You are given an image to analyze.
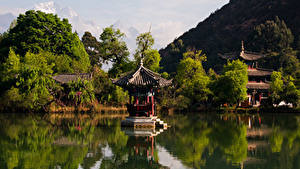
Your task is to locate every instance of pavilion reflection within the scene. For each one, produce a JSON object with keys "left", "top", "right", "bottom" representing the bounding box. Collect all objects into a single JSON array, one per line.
[{"left": 120, "top": 127, "right": 170, "bottom": 169}]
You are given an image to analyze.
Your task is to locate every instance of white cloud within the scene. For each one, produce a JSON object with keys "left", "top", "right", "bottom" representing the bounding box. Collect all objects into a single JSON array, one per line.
[
  {"left": 0, "top": 0, "right": 229, "bottom": 51},
  {"left": 33, "top": 1, "right": 101, "bottom": 37},
  {"left": 0, "top": 7, "right": 25, "bottom": 16}
]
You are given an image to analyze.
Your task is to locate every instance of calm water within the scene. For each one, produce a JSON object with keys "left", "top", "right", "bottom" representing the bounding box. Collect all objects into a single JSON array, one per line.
[{"left": 0, "top": 113, "right": 300, "bottom": 169}]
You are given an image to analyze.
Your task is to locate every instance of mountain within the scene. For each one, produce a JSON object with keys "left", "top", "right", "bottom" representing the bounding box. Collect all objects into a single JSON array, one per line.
[{"left": 159, "top": 0, "right": 300, "bottom": 74}]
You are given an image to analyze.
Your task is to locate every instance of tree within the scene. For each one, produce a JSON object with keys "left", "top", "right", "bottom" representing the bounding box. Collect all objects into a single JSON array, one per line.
[
  {"left": 248, "top": 16, "right": 294, "bottom": 53},
  {"left": 92, "top": 65, "right": 114, "bottom": 103},
  {"left": 67, "top": 78, "right": 95, "bottom": 111},
  {"left": 278, "top": 48, "right": 300, "bottom": 78},
  {"left": 98, "top": 26, "right": 132, "bottom": 77},
  {"left": 99, "top": 26, "right": 129, "bottom": 65},
  {"left": 81, "top": 31, "right": 101, "bottom": 66},
  {"left": 270, "top": 71, "right": 284, "bottom": 105},
  {"left": 210, "top": 60, "right": 248, "bottom": 106},
  {"left": 0, "top": 50, "right": 58, "bottom": 111},
  {"left": 134, "top": 32, "right": 161, "bottom": 72},
  {"left": 281, "top": 77, "right": 300, "bottom": 107},
  {"left": 0, "top": 10, "right": 90, "bottom": 73},
  {"left": 271, "top": 72, "right": 300, "bottom": 107},
  {"left": 175, "top": 50, "right": 211, "bottom": 106}
]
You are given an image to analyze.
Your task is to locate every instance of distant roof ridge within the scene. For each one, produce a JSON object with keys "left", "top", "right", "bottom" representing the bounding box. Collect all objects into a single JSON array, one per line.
[
  {"left": 54, "top": 73, "right": 91, "bottom": 75},
  {"left": 52, "top": 73, "right": 92, "bottom": 84},
  {"left": 256, "top": 67, "right": 273, "bottom": 71},
  {"left": 244, "top": 50, "right": 265, "bottom": 56}
]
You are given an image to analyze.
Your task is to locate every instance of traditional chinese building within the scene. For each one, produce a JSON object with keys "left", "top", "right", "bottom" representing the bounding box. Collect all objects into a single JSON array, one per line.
[
  {"left": 219, "top": 42, "right": 273, "bottom": 107},
  {"left": 52, "top": 73, "right": 92, "bottom": 84},
  {"left": 112, "top": 61, "right": 172, "bottom": 127}
]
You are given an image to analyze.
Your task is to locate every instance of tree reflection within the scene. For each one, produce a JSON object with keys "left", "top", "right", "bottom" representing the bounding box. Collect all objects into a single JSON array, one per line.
[
  {"left": 157, "top": 114, "right": 248, "bottom": 169},
  {"left": 2, "top": 113, "right": 300, "bottom": 169}
]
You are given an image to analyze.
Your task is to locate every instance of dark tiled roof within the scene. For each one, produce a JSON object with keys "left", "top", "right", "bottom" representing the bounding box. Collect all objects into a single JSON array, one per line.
[
  {"left": 112, "top": 65, "right": 172, "bottom": 88},
  {"left": 247, "top": 82, "right": 270, "bottom": 90},
  {"left": 52, "top": 73, "right": 92, "bottom": 84},
  {"left": 240, "top": 51, "right": 265, "bottom": 61},
  {"left": 218, "top": 53, "right": 238, "bottom": 60},
  {"left": 248, "top": 68, "right": 273, "bottom": 76},
  {"left": 219, "top": 51, "right": 265, "bottom": 61}
]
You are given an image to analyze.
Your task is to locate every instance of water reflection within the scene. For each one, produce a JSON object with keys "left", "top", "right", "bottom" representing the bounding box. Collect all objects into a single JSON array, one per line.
[{"left": 1, "top": 113, "right": 300, "bottom": 169}]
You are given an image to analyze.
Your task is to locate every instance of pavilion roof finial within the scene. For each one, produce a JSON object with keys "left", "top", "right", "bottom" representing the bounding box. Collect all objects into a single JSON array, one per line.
[
  {"left": 241, "top": 40, "right": 245, "bottom": 52},
  {"left": 140, "top": 58, "right": 143, "bottom": 66}
]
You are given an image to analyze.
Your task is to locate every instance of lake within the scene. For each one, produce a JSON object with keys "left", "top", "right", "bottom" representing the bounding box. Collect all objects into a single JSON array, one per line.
[{"left": 0, "top": 113, "right": 300, "bottom": 169}]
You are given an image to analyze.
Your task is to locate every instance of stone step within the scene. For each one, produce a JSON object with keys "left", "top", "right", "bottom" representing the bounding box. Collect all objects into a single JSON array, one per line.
[{"left": 154, "top": 118, "right": 161, "bottom": 122}]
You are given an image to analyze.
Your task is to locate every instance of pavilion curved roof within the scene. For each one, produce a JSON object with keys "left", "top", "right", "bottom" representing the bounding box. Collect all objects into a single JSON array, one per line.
[
  {"left": 112, "top": 65, "right": 172, "bottom": 88},
  {"left": 247, "top": 82, "right": 270, "bottom": 90},
  {"left": 248, "top": 68, "right": 273, "bottom": 76},
  {"left": 240, "top": 51, "right": 265, "bottom": 61}
]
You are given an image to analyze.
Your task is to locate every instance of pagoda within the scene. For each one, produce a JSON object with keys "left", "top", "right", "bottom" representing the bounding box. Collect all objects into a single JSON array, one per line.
[
  {"left": 219, "top": 41, "right": 273, "bottom": 107},
  {"left": 112, "top": 61, "right": 172, "bottom": 127}
]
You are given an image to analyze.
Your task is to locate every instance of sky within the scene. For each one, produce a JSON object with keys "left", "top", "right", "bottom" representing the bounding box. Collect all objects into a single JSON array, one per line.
[{"left": 0, "top": 0, "right": 229, "bottom": 50}]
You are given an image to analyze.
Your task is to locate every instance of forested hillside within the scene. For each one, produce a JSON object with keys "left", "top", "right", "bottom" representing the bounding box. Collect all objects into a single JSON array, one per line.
[{"left": 160, "top": 0, "right": 300, "bottom": 74}]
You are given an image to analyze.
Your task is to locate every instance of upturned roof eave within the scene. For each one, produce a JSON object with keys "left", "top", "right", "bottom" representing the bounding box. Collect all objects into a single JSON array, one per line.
[{"left": 112, "top": 65, "right": 172, "bottom": 88}]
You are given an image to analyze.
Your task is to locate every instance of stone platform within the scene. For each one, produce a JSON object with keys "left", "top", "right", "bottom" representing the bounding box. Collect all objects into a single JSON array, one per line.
[
  {"left": 121, "top": 116, "right": 167, "bottom": 128},
  {"left": 122, "top": 127, "right": 166, "bottom": 137}
]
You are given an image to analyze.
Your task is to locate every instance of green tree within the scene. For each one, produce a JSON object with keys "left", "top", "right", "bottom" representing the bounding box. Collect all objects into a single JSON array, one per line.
[
  {"left": 92, "top": 66, "right": 112, "bottom": 101},
  {"left": 249, "top": 16, "right": 294, "bottom": 53},
  {"left": 81, "top": 31, "right": 101, "bottom": 66},
  {"left": 134, "top": 32, "right": 161, "bottom": 72},
  {"left": 175, "top": 50, "right": 211, "bottom": 106},
  {"left": 281, "top": 76, "right": 300, "bottom": 107},
  {"left": 270, "top": 71, "right": 284, "bottom": 105},
  {"left": 99, "top": 26, "right": 129, "bottom": 64},
  {"left": 0, "top": 10, "right": 90, "bottom": 72},
  {"left": 98, "top": 26, "right": 132, "bottom": 77},
  {"left": 0, "top": 50, "right": 58, "bottom": 111},
  {"left": 210, "top": 60, "right": 248, "bottom": 106},
  {"left": 67, "top": 78, "right": 95, "bottom": 110}
]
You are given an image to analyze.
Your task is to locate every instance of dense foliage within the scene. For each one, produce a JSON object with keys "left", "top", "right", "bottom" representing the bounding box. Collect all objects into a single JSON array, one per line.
[
  {"left": 81, "top": 31, "right": 102, "bottom": 66},
  {"left": 210, "top": 60, "right": 248, "bottom": 106},
  {"left": 248, "top": 16, "right": 294, "bottom": 53},
  {"left": 0, "top": 10, "right": 90, "bottom": 73},
  {"left": 0, "top": 50, "right": 58, "bottom": 111},
  {"left": 67, "top": 78, "right": 95, "bottom": 110},
  {"left": 270, "top": 71, "right": 300, "bottom": 106},
  {"left": 175, "top": 50, "right": 211, "bottom": 108},
  {"left": 134, "top": 32, "right": 161, "bottom": 72}
]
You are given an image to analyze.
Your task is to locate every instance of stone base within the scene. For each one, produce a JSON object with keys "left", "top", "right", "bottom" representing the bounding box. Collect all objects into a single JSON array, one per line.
[
  {"left": 121, "top": 127, "right": 166, "bottom": 137},
  {"left": 121, "top": 116, "right": 156, "bottom": 128}
]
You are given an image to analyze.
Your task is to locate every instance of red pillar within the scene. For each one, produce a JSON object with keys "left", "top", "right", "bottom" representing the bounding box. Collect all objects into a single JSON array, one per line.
[
  {"left": 151, "top": 96, "right": 154, "bottom": 116},
  {"left": 151, "top": 136, "right": 154, "bottom": 157},
  {"left": 259, "top": 93, "right": 262, "bottom": 104}
]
